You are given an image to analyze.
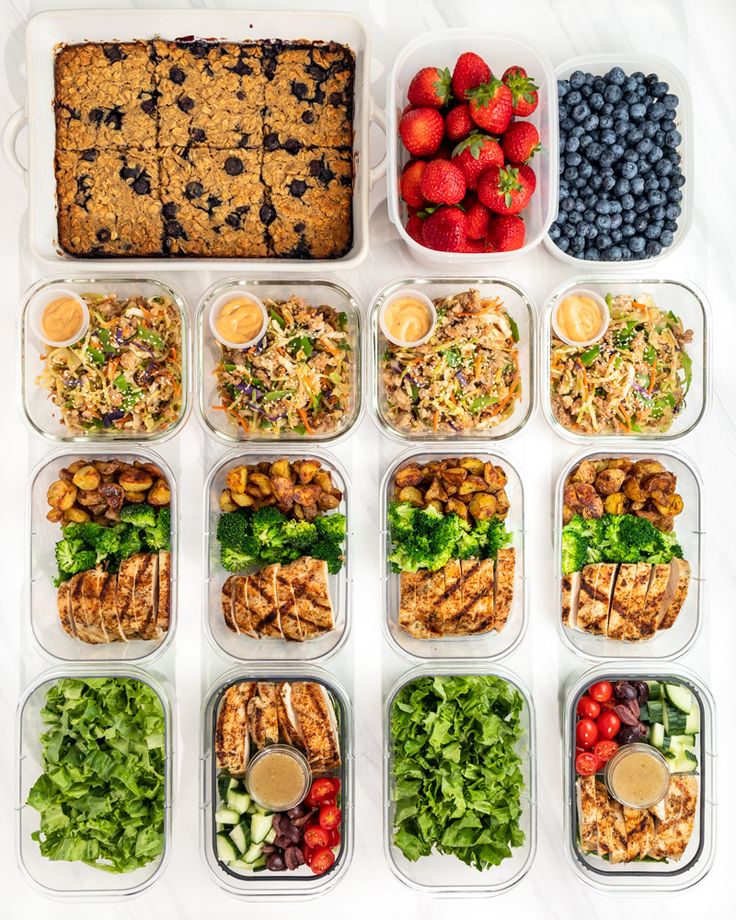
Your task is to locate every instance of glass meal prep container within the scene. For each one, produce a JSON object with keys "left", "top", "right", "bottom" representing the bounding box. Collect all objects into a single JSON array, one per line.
[
  {"left": 545, "top": 53, "right": 692, "bottom": 268},
  {"left": 541, "top": 276, "right": 710, "bottom": 444},
  {"left": 197, "top": 278, "right": 361, "bottom": 445},
  {"left": 370, "top": 277, "right": 534, "bottom": 443},
  {"left": 386, "top": 29, "right": 558, "bottom": 265},
  {"left": 28, "top": 447, "right": 178, "bottom": 664},
  {"left": 555, "top": 447, "right": 703, "bottom": 661},
  {"left": 563, "top": 663, "right": 715, "bottom": 893},
  {"left": 20, "top": 276, "right": 189, "bottom": 443},
  {"left": 381, "top": 447, "right": 526, "bottom": 661},
  {"left": 384, "top": 662, "right": 536, "bottom": 897},
  {"left": 201, "top": 665, "right": 353, "bottom": 899},
  {"left": 16, "top": 665, "right": 173, "bottom": 900},
  {"left": 204, "top": 447, "right": 351, "bottom": 663}
]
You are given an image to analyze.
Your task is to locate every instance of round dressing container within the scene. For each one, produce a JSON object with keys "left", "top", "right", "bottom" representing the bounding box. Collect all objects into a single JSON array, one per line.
[
  {"left": 209, "top": 290, "right": 268, "bottom": 349},
  {"left": 246, "top": 744, "right": 311, "bottom": 812},
  {"left": 552, "top": 288, "right": 609, "bottom": 347},
  {"left": 29, "top": 287, "right": 89, "bottom": 347},
  {"left": 379, "top": 289, "right": 437, "bottom": 347},
  {"left": 604, "top": 742, "right": 671, "bottom": 809}
]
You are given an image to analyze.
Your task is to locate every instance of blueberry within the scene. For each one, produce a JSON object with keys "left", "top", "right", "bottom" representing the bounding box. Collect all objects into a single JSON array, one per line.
[
  {"left": 662, "top": 93, "right": 679, "bottom": 110},
  {"left": 645, "top": 240, "right": 663, "bottom": 257},
  {"left": 564, "top": 223, "right": 577, "bottom": 237},
  {"left": 637, "top": 137, "right": 653, "bottom": 155},
  {"left": 571, "top": 236, "right": 585, "bottom": 252},
  {"left": 609, "top": 213, "right": 623, "bottom": 229},
  {"left": 608, "top": 245, "right": 623, "bottom": 260},
  {"left": 583, "top": 208, "right": 596, "bottom": 221},
  {"left": 652, "top": 205, "right": 666, "bottom": 221},
  {"left": 588, "top": 142, "right": 603, "bottom": 161},
  {"left": 597, "top": 233, "right": 612, "bottom": 249},
  {"left": 561, "top": 197, "right": 575, "bottom": 212},
  {"left": 612, "top": 104, "right": 629, "bottom": 121},
  {"left": 615, "top": 177, "right": 630, "bottom": 195},
  {"left": 559, "top": 137, "right": 567, "bottom": 155},
  {"left": 580, "top": 84, "right": 592, "bottom": 98},
  {"left": 648, "top": 146, "right": 664, "bottom": 163},
  {"left": 621, "top": 223, "right": 635, "bottom": 237},
  {"left": 574, "top": 198, "right": 586, "bottom": 212},
  {"left": 593, "top": 77, "right": 606, "bottom": 92},
  {"left": 570, "top": 70, "right": 586, "bottom": 89},
  {"left": 632, "top": 71, "right": 646, "bottom": 83},
  {"left": 574, "top": 177, "right": 587, "bottom": 190},
  {"left": 630, "top": 102, "right": 647, "bottom": 119},
  {"left": 602, "top": 174, "right": 616, "bottom": 190},
  {"left": 621, "top": 161, "right": 638, "bottom": 179},
  {"left": 565, "top": 136, "right": 580, "bottom": 153},
  {"left": 659, "top": 176, "right": 671, "bottom": 191},
  {"left": 569, "top": 210, "right": 582, "bottom": 225},
  {"left": 625, "top": 91, "right": 640, "bottom": 105},
  {"left": 548, "top": 222, "right": 561, "bottom": 240},
  {"left": 586, "top": 247, "right": 601, "bottom": 261},
  {"left": 630, "top": 236, "right": 645, "bottom": 253},
  {"left": 600, "top": 151, "right": 615, "bottom": 168},
  {"left": 579, "top": 162, "right": 593, "bottom": 179},
  {"left": 641, "top": 121, "right": 657, "bottom": 138},
  {"left": 664, "top": 218, "right": 678, "bottom": 231},
  {"left": 620, "top": 192, "right": 635, "bottom": 210},
  {"left": 602, "top": 103, "right": 614, "bottom": 116},
  {"left": 655, "top": 130, "right": 666, "bottom": 145},
  {"left": 626, "top": 127, "right": 643, "bottom": 144},
  {"left": 665, "top": 129, "right": 682, "bottom": 147},
  {"left": 599, "top": 114, "right": 614, "bottom": 129},
  {"left": 637, "top": 84, "right": 647, "bottom": 97},
  {"left": 623, "top": 77, "right": 637, "bottom": 93},
  {"left": 665, "top": 203, "right": 681, "bottom": 220},
  {"left": 589, "top": 92, "right": 604, "bottom": 111},
  {"left": 660, "top": 229, "right": 674, "bottom": 247},
  {"left": 623, "top": 148, "right": 638, "bottom": 162},
  {"left": 561, "top": 116, "right": 575, "bottom": 132},
  {"left": 644, "top": 175, "right": 659, "bottom": 191},
  {"left": 614, "top": 120, "right": 629, "bottom": 137},
  {"left": 655, "top": 158, "right": 673, "bottom": 176},
  {"left": 591, "top": 175, "right": 603, "bottom": 190},
  {"left": 604, "top": 84, "right": 622, "bottom": 103},
  {"left": 596, "top": 214, "right": 612, "bottom": 230},
  {"left": 567, "top": 152, "right": 582, "bottom": 167},
  {"left": 573, "top": 102, "right": 591, "bottom": 121},
  {"left": 567, "top": 89, "right": 582, "bottom": 106},
  {"left": 630, "top": 176, "right": 645, "bottom": 194},
  {"left": 557, "top": 235, "right": 570, "bottom": 252},
  {"left": 661, "top": 118, "right": 676, "bottom": 133},
  {"left": 557, "top": 79, "right": 570, "bottom": 98},
  {"left": 652, "top": 81, "right": 669, "bottom": 97},
  {"left": 645, "top": 222, "right": 662, "bottom": 239},
  {"left": 672, "top": 173, "right": 686, "bottom": 188},
  {"left": 596, "top": 199, "right": 611, "bottom": 216},
  {"left": 579, "top": 134, "right": 593, "bottom": 150},
  {"left": 638, "top": 159, "right": 651, "bottom": 175},
  {"left": 635, "top": 198, "right": 649, "bottom": 214},
  {"left": 611, "top": 227, "right": 623, "bottom": 241},
  {"left": 583, "top": 114, "right": 600, "bottom": 131},
  {"left": 571, "top": 124, "right": 585, "bottom": 137},
  {"left": 648, "top": 101, "right": 666, "bottom": 121},
  {"left": 563, "top": 166, "right": 578, "bottom": 181}
]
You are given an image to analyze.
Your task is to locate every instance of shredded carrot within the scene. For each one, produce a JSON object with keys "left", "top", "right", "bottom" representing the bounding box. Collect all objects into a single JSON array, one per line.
[
  {"left": 318, "top": 337, "right": 339, "bottom": 357},
  {"left": 618, "top": 409, "right": 632, "bottom": 430},
  {"left": 211, "top": 405, "right": 226, "bottom": 411},
  {"left": 433, "top": 408, "right": 440, "bottom": 431},
  {"left": 237, "top": 414, "right": 250, "bottom": 434},
  {"left": 648, "top": 359, "right": 657, "bottom": 395},
  {"left": 298, "top": 408, "right": 315, "bottom": 435}
]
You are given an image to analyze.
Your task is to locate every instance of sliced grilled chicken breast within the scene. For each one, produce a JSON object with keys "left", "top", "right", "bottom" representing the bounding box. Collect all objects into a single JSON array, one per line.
[
  {"left": 608, "top": 799, "right": 628, "bottom": 864},
  {"left": 623, "top": 563, "right": 655, "bottom": 640},
  {"left": 116, "top": 554, "right": 143, "bottom": 639},
  {"left": 247, "top": 566, "right": 282, "bottom": 637},
  {"left": 641, "top": 563, "right": 670, "bottom": 635},
  {"left": 455, "top": 559, "right": 494, "bottom": 635},
  {"left": 624, "top": 806, "right": 655, "bottom": 861},
  {"left": 156, "top": 550, "right": 171, "bottom": 636},
  {"left": 130, "top": 552, "right": 159, "bottom": 640},
  {"left": 290, "top": 681, "right": 341, "bottom": 773},
  {"left": 493, "top": 547, "right": 515, "bottom": 632},
  {"left": 606, "top": 563, "right": 637, "bottom": 639},
  {"left": 222, "top": 576, "right": 239, "bottom": 633},
  {"left": 577, "top": 775, "right": 598, "bottom": 853},
  {"left": 594, "top": 779, "right": 614, "bottom": 857},
  {"left": 657, "top": 558, "right": 691, "bottom": 630},
  {"left": 247, "top": 682, "right": 280, "bottom": 747},
  {"left": 398, "top": 571, "right": 420, "bottom": 635},
  {"left": 57, "top": 579, "right": 76, "bottom": 638},
  {"left": 277, "top": 682, "right": 305, "bottom": 748},
  {"left": 275, "top": 565, "right": 304, "bottom": 641},
  {"left": 283, "top": 558, "right": 333, "bottom": 639},
  {"left": 578, "top": 564, "right": 617, "bottom": 635},
  {"left": 416, "top": 568, "right": 450, "bottom": 635},
  {"left": 99, "top": 573, "right": 127, "bottom": 642},
  {"left": 215, "top": 682, "right": 255, "bottom": 775},
  {"left": 440, "top": 559, "right": 464, "bottom": 633},
  {"left": 232, "top": 575, "right": 257, "bottom": 637},
  {"left": 561, "top": 570, "right": 581, "bottom": 628},
  {"left": 648, "top": 774, "right": 698, "bottom": 860},
  {"left": 70, "top": 569, "right": 108, "bottom": 644}
]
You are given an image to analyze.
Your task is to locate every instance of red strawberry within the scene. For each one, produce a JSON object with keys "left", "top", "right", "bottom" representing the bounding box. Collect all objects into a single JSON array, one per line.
[
  {"left": 407, "top": 66, "right": 452, "bottom": 108},
  {"left": 477, "top": 164, "right": 533, "bottom": 215},
  {"left": 400, "top": 160, "right": 427, "bottom": 208},
  {"left": 464, "top": 197, "right": 491, "bottom": 239},
  {"left": 451, "top": 132, "right": 503, "bottom": 190},
  {"left": 502, "top": 121, "right": 540, "bottom": 163},
  {"left": 419, "top": 159, "right": 466, "bottom": 205},
  {"left": 452, "top": 51, "right": 491, "bottom": 100},
  {"left": 458, "top": 237, "right": 492, "bottom": 253},
  {"left": 445, "top": 104, "right": 474, "bottom": 142},
  {"left": 467, "top": 79, "right": 513, "bottom": 134},
  {"left": 406, "top": 212, "right": 425, "bottom": 243},
  {"left": 401, "top": 103, "right": 416, "bottom": 116},
  {"left": 399, "top": 107, "right": 444, "bottom": 156},
  {"left": 487, "top": 214, "right": 526, "bottom": 251},
  {"left": 502, "top": 65, "right": 539, "bottom": 117},
  {"left": 518, "top": 163, "right": 536, "bottom": 193},
  {"left": 421, "top": 206, "right": 468, "bottom": 252}
]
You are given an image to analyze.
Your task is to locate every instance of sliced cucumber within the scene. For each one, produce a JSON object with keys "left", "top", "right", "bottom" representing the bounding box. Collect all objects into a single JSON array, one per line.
[
  {"left": 264, "top": 826, "right": 277, "bottom": 845},
  {"left": 665, "top": 683, "right": 694, "bottom": 714},
  {"left": 665, "top": 704, "right": 688, "bottom": 735},
  {"left": 685, "top": 706, "right": 701, "bottom": 734},
  {"left": 646, "top": 680, "right": 663, "bottom": 701},
  {"left": 648, "top": 722, "right": 665, "bottom": 749},
  {"left": 647, "top": 700, "right": 664, "bottom": 725},
  {"left": 244, "top": 842, "right": 264, "bottom": 863},
  {"left": 250, "top": 813, "right": 273, "bottom": 845},
  {"left": 214, "top": 807, "right": 241, "bottom": 825},
  {"left": 227, "top": 789, "right": 251, "bottom": 814},
  {"left": 229, "top": 858, "right": 254, "bottom": 870},
  {"left": 216, "top": 832, "right": 238, "bottom": 863},
  {"left": 638, "top": 702, "right": 649, "bottom": 722},
  {"left": 669, "top": 749, "right": 697, "bottom": 773},
  {"left": 228, "top": 822, "right": 248, "bottom": 854},
  {"left": 670, "top": 733, "right": 695, "bottom": 752},
  {"left": 218, "top": 774, "right": 239, "bottom": 802}
]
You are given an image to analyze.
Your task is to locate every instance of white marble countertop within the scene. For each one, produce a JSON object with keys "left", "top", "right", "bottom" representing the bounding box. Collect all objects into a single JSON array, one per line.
[{"left": 1, "top": 0, "right": 735, "bottom": 917}]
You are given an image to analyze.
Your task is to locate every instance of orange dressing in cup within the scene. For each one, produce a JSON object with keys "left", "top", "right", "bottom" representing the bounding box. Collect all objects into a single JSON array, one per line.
[
  {"left": 383, "top": 295, "right": 433, "bottom": 344},
  {"left": 215, "top": 296, "right": 266, "bottom": 346},
  {"left": 41, "top": 296, "right": 85, "bottom": 344},
  {"left": 555, "top": 293, "right": 606, "bottom": 344}
]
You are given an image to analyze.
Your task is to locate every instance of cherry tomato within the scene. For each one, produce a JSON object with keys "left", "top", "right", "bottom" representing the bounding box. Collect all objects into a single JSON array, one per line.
[
  {"left": 318, "top": 804, "right": 342, "bottom": 831},
  {"left": 594, "top": 740, "right": 619, "bottom": 764},
  {"left": 303, "top": 825, "right": 330, "bottom": 849},
  {"left": 576, "top": 695, "right": 601, "bottom": 720},
  {"left": 303, "top": 846, "right": 314, "bottom": 867},
  {"left": 576, "top": 718, "right": 599, "bottom": 749},
  {"left": 596, "top": 710, "right": 621, "bottom": 740},
  {"left": 310, "top": 846, "right": 336, "bottom": 875},
  {"left": 331, "top": 776, "right": 341, "bottom": 797},
  {"left": 589, "top": 681, "right": 613, "bottom": 703},
  {"left": 576, "top": 751, "right": 600, "bottom": 775},
  {"left": 305, "top": 777, "right": 337, "bottom": 807},
  {"left": 327, "top": 829, "right": 341, "bottom": 848}
]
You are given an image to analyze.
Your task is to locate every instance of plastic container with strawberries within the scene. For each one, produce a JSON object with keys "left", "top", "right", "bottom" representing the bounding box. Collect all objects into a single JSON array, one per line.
[{"left": 387, "top": 30, "right": 558, "bottom": 263}]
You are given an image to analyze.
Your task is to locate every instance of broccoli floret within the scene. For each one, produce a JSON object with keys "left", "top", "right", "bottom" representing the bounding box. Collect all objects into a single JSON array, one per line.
[
  {"left": 314, "top": 513, "right": 346, "bottom": 544},
  {"left": 119, "top": 503, "right": 156, "bottom": 528},
  {"left": 387, "top": 502, "right": 416, "bottom": 542},
  {"left": 54, "top": 539, "right": 96, "bottom": 581},
  {"left": 63, "top": 521, "right": 121, "bottom": 563},
  {"left": 281, "top": 518, "right": 318, "bottom": 553},
  {"left": 561, "top": 528, "right": 589, "bottom": 574},
  {"left": 473, "top": 516, "right": 512, "bottom": 560},
  {"left": 221, "top": 543, "right": 257, "bottom": 573},
  {"left": 601, "top": 514, "right": 683, "bottom": 564},
  {"left": 143, "top": 507, "right": 171, "bottom": 552},
  {"left": 455, "top": 529, "right": 485, "bottom": 560},
  {"left": 388, "top": 504, "right": 463, "bottom": 572},
  {"left": 309, "top": 540, "right": 344, "bottom": 574},
  {"left": 117, "top": 526, "right": 143, "bottom": 560},
  {"left": 250, "top": 506, "right": 287, "bottom": 561},
  {"left": 216, "top": 510, "right": 250, "bottom": 550}
]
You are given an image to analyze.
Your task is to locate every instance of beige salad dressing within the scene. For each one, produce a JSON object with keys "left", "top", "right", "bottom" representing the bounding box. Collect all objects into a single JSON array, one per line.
[
  {"left": 41, "top": 296, "right": 84, "bottom": 343},
  {"left": 383, "top": 295, "right": 433, "bottom": 343},
  {"left": 247, "top": 748, "right": 309, "bottom": 811},
  {"left": 555, "top": 293, "right": 605, "bottom": 343},
  {"left": 607, "top": 747, "right": 670, "bottom": 808},
  {"left": 215, "top": 296, "right": 265, "bottom": 345}
]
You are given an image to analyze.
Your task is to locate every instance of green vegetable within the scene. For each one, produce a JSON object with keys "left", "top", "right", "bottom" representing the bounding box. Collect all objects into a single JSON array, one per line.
[
  {"left": 580, "top": 345, "right": 600, "bottom": 366},
  {"left": 443, "top": 347, "right": 461, "bottom": 367},
  {"left": 643, "top": 344, "right": 656, "bottom": 365},
  {"left": 289, "top": 335, "right": 313, "bottom": 358},
  {"left": 26, "top": 678, "right": 166, "bottom": 873},
  {"left": 144, "top": 507, "right": 171, "bottom": 552},
  {"left": 217, "top": 511, "right": 250, "bottom": 550},
  {"left": 680, "top": 351, "right": 692, "bottom": 395},
  {"left": 119, "top": 504, "right": 156, "bottom": 529},
  {"left": 221, "top": 544, "right": 258, "bottom": 573},
  {"left": 86, "top": 346, "right": 105, "bottom": 366},
  {"left": 136, "top": 325, "right": 164, "bottom": 350},
  {"left": 561, "top": 513, "right": 683, "bottom": 574},
  {"left": 96, "top": 328, "right": 118, "bottom": 355},
  {"left": 469, "top": 394, "right": 496, "bottom": 414},
  {"left": 507, "top": 313, "right": 520, "bottom": 342},
  {"left": 54, "top": 539, "right": 97, "bottom": 584},
  {"left": 613, "top": 321, "right": 638, "bottom": 349},
  {"left": 391, "top": 675, "right": 525, "bottom": 871},
  {"left": 315, "top": 512, "right": 346, "bottom": 544},
  {"left": 268, "top": 309, "right": 286, "bottom": 329}
]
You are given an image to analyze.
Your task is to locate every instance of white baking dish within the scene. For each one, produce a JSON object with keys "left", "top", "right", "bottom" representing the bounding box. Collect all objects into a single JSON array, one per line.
[{"left": 3, "top": 9, "right": 386, "bottom": 271}]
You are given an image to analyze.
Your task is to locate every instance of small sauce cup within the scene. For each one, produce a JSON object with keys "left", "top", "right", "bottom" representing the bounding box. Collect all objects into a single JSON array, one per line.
[
  {"left": 246, "top": 744, "right": 311, "bottom": 813},
  {"left": 604, "top": 742, "right": 671, "bottom": 809},
  {"left": 380, "top": 288, "right": 437, "bottom": 348},
  {"left": 209, "top": 290, "right": 269, "bottom": 350},
  {"left": 552, "top": 288, "right": 609, "bottom": 348},
  {"left": 28, "top": 287, "right": 89, "bottom": 347}
]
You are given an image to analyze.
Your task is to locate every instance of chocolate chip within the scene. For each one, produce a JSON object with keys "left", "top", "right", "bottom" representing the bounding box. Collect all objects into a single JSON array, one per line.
[
  {"left": 120, "top": 165, "right": 137, "bottom": 180},
  {"left": 224, "top": 156, "right": 244, "bottom": 176},
  {"left": 132, "top": 176, "right": 151, "bottom": 195},
  {"left": 169, "top": 65, "right": 186, "bottom": 85},
  {"left": 103, "top": 45, "right": 124, "bottom": 63},
  {"left": 339, "top": 175, "right": 352, "bottom": 187},
  {"left": 225, "top": 206, "right": 248, "bottom": 228},
  {"left": 230, "top": 58, "right": 253, "bottom": 76},
  {"left": 301, "top": 110, "right": 314, "bottom": 124},
  {"left": 309, "top": 157, "right": 335, "bottom": 185},
  {"left": 185, "top": 181, "right": 204, "bottom": 199},
  {"left": 207, "top": 194, "right": 222, "bottom": 210},
  {"left": 191, "top": 127, "right": 206, "bottom": 142},
  {"left": 264, "top": 132, "right": 280, "bottom": 151},
  {"left": 165, "top": 219, "right": 186, "bottom": 239},
  {"left": 237, "top": 134, "right": 250, "bottom": 148},
  {"left": 260, "top": 203, "right": 276, "bottom": 225},
  {"left": 236, "top": 90, "right": 246, "bottom": 101},
  {"left": 293, "top": 221, "right": 305, "bottom": 233},
  {"left": 289, "top": 179, "right": 307, "bottom": 198},
  {"left": 96, "top": 227, "right": 111, "bottom": 242},
  {"left": 283, "top": 138, "right": 302, "bottom": 155},
  {"left": 89, "top": 108, "right": 103, "bottom": 126},
  {"left": 140, "top": 97, "right": 156, "bottom": 115},
  {"left": 313, "top": 86, "right": 325, "bottom": 104},
  {"left": 162, "top": 202, "right": 178, "bottom": 218},
  {"left": 81, "top": 149, "right": 98, "bottom": 162},
  {"left": 105, "top": 109, "right": 124, "bottom": 131},
  {"left": 328, "top": 92, "right": 343, "bottom": 105},
  {"left": 292, "top": 81, "right": 309, "bottom": 100},
  {"left": 188, "top": 40, "right": 210, "bottom": 58},
  {"left": 178, "top": 95, "right": 195, "bottom": 113}
]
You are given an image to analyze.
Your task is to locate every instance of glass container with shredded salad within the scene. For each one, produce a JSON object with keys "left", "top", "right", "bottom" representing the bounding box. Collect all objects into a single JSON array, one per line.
[
  {"left": 550, "top": 293, "right": 693, "bottom": 435},
  {"left": 35, "top": 293, "right": 183, "bottom": 435},
  {"left": 212, "top": 295, "right": 353, "bottom": 437}
]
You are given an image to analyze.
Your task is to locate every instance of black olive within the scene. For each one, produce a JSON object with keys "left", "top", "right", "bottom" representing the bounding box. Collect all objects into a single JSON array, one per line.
[{"left": 614, "top": 680, "right": 637, "bottom": 701}]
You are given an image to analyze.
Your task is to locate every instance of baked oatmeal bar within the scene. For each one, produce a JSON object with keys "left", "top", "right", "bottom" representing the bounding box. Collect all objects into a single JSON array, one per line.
[
  {"left": 159, "top": 147, "right": 269, "bottom": 256},
  {"left": 262, "top": 147, "right": 353, "bottom": 258},
  {"left": 263, "top": 42, "right": 354, "bottom": 150},
  {"left": 55, "top": 42, "right": 158, "bottom": 150},
  {"left": 56, "top": 148, "right": 162, "bottom": 256},
  {"left": 155, "top": 39, "right": 265, "bottom": 149}
]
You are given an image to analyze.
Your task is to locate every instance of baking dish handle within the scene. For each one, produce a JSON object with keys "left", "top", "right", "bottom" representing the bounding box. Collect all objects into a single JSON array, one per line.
[
  {"left": 2, "top": 109, "right": 28, "bottom": 177},
  {"left": 369, "top": 98, "right": 387, "bottom": 189}
]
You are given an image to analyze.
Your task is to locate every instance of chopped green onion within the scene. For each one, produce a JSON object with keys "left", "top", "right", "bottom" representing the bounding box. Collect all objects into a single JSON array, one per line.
[
  {"left": 507, "top": 313, "right": 520, "bottom": 342},
  {"left": 580, "top": 345, "right": 600, "bottom": 365}
]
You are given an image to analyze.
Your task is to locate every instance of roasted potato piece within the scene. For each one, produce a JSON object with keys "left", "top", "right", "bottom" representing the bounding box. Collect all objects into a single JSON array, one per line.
[
  {"left": 606, "top": 458, "right": 634, "bottom": 472},
  {"left": 58, "top": 468, "right": 73, "bottom": 483},
  {"left": 148, "top": 479, "right": 171, "bottom": 506},
  {"left": 95, "top": 460, "right": 122, "bottom": 476},
  {"left": 123, "top": 489, "right": 146, "bottom": 504},
  {"left": 317, "top": 492, "right": 340, "bottom": 512},
  {"left": 459, "top": 457, "right": 484, "bottom": 475},
  {"left": 99, "top": 482, "right": 124, "bottom": 512},
  {"left": 562, "top": 504, "right": 574, "bottom": 525},
  {"left": 271, "top": 476, "right": 295, "bottom": 510},
  {"left": 231, "top": 491, "right": 254, "bottom": 508},
  {"left": 63, "top": 507, "right": 91, "bottom": 524},
  {"left": 136, "top": 461, "right": 165, "bottom": 479},
  {"left": 457, "top": 475, "right": 489, "bottom": 497},
  {"left": 604, "top": 493, "right": 626, "bottom": 514},
  {"left": 314, "top": 471, "right": 336, "bottom": 495},
  {"left": 46, "top": 507, "right": 64, "bottom": 523},
  {"left": 77, "top": 488, "right": 103, "bottom": 508},
  {"left": 397, "top": 486, "right": 424, "bottom": 506},
  {"left": 424, "top": 478, "right": 448, "bottom": 504},
  {"left": 440, "top": 466, "right": 467, "bottom": 487},
  {"left": 269, "top": 459, "right": 292, "bottom": 481},
  {"left": 594, "top": 468, "right": 627, "bottom": 495},
  {"left": 293, "top": 459, "right": 320, "bottom": 484},
  {"left": 571, "top": 460, "right": 599, "bottom": 483},
  {"left": 256, "top": 461, "right": 271, "bottom": 474},
  {"left": 249, "top": 472, "right": 273, "bottom": 497},
  {"left": 67, "top": 460, "right": 87, "bottom": 474},
  {"left": 629, "top": 500, "right": 645, "bottom": 511},
  {"left": 423, "top": 461, "right": 441, "bottom": 481},
  {"left": 446, "top": 497, "right": 468, "bottom": 519},
  {"left": 631, "top": 459, "right": 665, "bottom": 477},
  {"left": 394, "top": 465, "right": 424, "bottom": 489},
  {"left": 220, "top": 490, "right": 238, "bottom": 513},
  {"left": 293, "top": 484, "right": 322, "bottom": 507},
  {"left": 483, "top": 463, "right": 507, "bottom": 491},
  {"left": 47, "top": 480, "right": 78, "bottom": 511},
  {"left": 104, "top": 509, "right": 121, "bottom": 522},
  {"left": 118, "top": 468, "right": 154, "bottom": 492},
  {"left": 292, "top": 503, "right": 304, "bottom": 521},
  {"left": 226, "top": 466, "right": 248, "bottom": 495},
  {"left": 469, "top": 492, "right": 498, "bottom": 521},
  {"left": 495, "top": 491, "right": 510, "bottom": 519},
  {"left": 651, "top": 491, "right": 684, "bottom": 516},
  {"left": 301, "top": 503, "right": 319, "bottom": 522},
  {"left": 566, "top": 482, "right": 604, "bottom": 519},
  {"left": 642, "top": 472, "right": 676, "bottom": 494},
  {"left": 623, "top": 477, "right": 647, "bottom": 502},
  {"left": 426, "top": 499, "right": 445, "bottom": 514}
]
